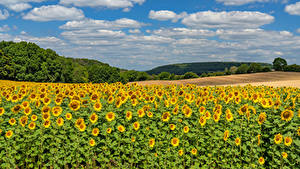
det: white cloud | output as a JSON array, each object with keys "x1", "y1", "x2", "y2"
[
  {"x1": 0, "y1": 25, "x2": 10, "y2": 32},
  {"x1": 60, "y1": 18, "x2": 144, "y2": 30},
  {"x1": 7, "y1": 3, "x2": 32, "y2": 12},
  {"x1": 181, "y1": 11, "x2": 274, "y2": 29},
  {"x1": 23, "y1": 5, "x2": 85, "y2": 21},
  {"x1": 149, "y1": 10, "x2": 187, "y2": 22},
  {"x1": 285, "y1": 2, "x2": 300, "y2": 15},
  {"x1": 0, "y1": 9, "x2": 9, "y2": 20},
  {"x1": 297, "y1": 28, "x2": 300, "y2": 33},
  {"x1": 153, "y1": 28, "x2": 215, "y2": 37},
  {"x1": 216, "y1": 0, "x2": 269, "y2": 6},
  {"x1": 60, "y1": 0, "x2": 145, "y2": 9},
  {"x1": 0, "y1": 0, "x2": 45, "y2": 12}
]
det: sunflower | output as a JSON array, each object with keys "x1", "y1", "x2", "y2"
[
  {"x1": 149, "y1": 138, "x2": 155, "y2": 148},
  {"x1": 238, "y1": 104, "x2": 248, "y2": 115},
  {"x1": 89, "y1": 113, "x2": 98, "y2": 124},
  {"x1": 42, "y1": 113, "x2": 51, "y2": 121},
  {"x1": 11, "y1": 105, "x2": 22, "y2": 114},
  {"x1": 225, "y1": 110, "x2": 233, "y2": 122},
  {"x1": 137, "y1": 109, "x2": 145, "y2": 118},
  {"x1": 56, "y1": 117, "x2": 64, "y2": 127},
  {"x1": 257, "y1": 134, "x2": 261, "y2": 145},
  {"x1": 22, "y1": 101, "x2": 29, "y2": 108},
  {"x1": 41, "y1": 106, "x2": 51, "y2": 114},
  {"x1": 281, "y1": 109, "x2": 294, "y2": 122},
  {"x1": 43, "y1": 97, "x2": 51, "y2": 105},
  {"x1": 147, "y1": 111, "x2": 153, "y2": 118},
  {"x1": 172, "y1": 105, "x2": 179, "y2": 115},
  {"x1": 224, "y1": 130, "x2": 230, "y2": 141},
  {"x1": 52, "y1": 106, "x2": 63, "y2": 117},
  {"x1": 23, "y1": 107, "x2": 32, "y2": 116},
  {"x1": 31, "y1": 115, "x2": 38, "y2": 121},
  {"x1": 5, "y1": 130, "x2": 13, "y2": 139},
  {"x1": 106, "y1": 128, "x2": 112, "y2": 134},
  {"x1": 92, "y1": 128, "x2": 100, "y2": 136},
  {"x1": 171, "y1": 138, "x2": 179, "y2": 147},
  {"x1": 118, "y1": 125, "x2": 125, "y2": 132},
  {"x1": 90, "y1": 93, "x2": 99, "y2": 102},
  {"x1": 183, "y1": 105, "x2": 192, "y2": 118},
  {"x1": 65, "y1": 113, "x2": 72, "y2": 120},
  {"x1": 183, "y1": 126, "x2": 189, "y2": 133},
  {"x1": 131, "y1": 99, "x2": 138, "y2": 106},
  {"x1": 19, "y1": 116, "x2": 28, "y2": 127},
  {"x1": 258, "y1": 157, "x2": 265, "y2": 165},
  {"x1": 284, "y1": 136, "x2": 292, "y2": 146},
  {"x1": 258, "y1": 112, "x2": 267, "y2": 125},
  {"x1": 282, "y1": 152, "x2": 288, "y2": 159},
  {"x1": 235, "y1": 137, "x2": 241, "y2": 146},
  {"x1": 199, "y1": 116, "x2": 206, "y2": 126},
  {"x1": 54, "y1": 97, "x2": 63, "y2": 105},
  {"x1": 133, "y1": 121, "x2": 140, "y2": 131},
  {"x1": 79, "y1": 123, "x2": 86, "y2": 132},
  {"x1": 28, "y1": 122, "x2": 36, "y2": 130},
  {"x1": 43, "y1": 120, "x2": 51, "y2": 128},
  {"x1": 69, "y1": 100, "x2": 80, "y2": 111},
  {"x1": 274, "y1": 133, "x2": 283, "y2": 144},
  {"x1": 89, "y1": 138, "x2": 96, "y2": 147},
  {"x1": 161, "y1": 112, "x2": 171, "y2": 122},
  {"x1": 131, "y1": 137, "x2": 136, "y2": 142},
  {"x1": 213, "y1": 113, "x2": 220, "y2": 123},
  {"x1": 126, "y1": 111, "x2": 132, "y2": 120},
  {"x1": 93, "y1": 102, "x2": 102, "y2": 112},
  {"x1": 0, "y1": 107, "x2": 4, "y2": 116},
  {"x1": 178, "y1": 149, "x2": 184, "y2": 156},
  {"x1": 205, "y1": 111, "x2": 211, "y2": 120},
  {"x1": 9, "y1": 118, "x2": 16, "y2": 126},
  {"x1": 106, "y1": 112, "x2": 115, "y2": 122},
  {"x1": 191, "y1": 148, "x2": 197, "y2": 155},
  {"x1": 199, "y1": 106, "x2": 206, "y2": 114}
]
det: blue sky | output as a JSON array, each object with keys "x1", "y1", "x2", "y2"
[{"x1": 0, "y1": 0, "x2": 300, "y2": 70}]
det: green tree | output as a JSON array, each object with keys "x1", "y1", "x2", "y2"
[
  {"x1": 183, "y1": 72, "x2": 199, "y2": 79},
  {"x1": 273, "y1": 57, "x2": 287, "y2": 71},
  {"x1": 248, "y1": 63, "x2": 262, "y2": 73},
  {"x1": 236, "y1": 64, "x2": 249, "y2": 74},
  {"x1": 158, "y1": 72, "x2": 171, "y2": 80}
]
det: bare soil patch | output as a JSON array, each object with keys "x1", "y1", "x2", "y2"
[{"x1": 132, "y1": 72, "x2": 300, "y2": 88}]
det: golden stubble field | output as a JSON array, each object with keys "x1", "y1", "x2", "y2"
[{"x1": 134, "y1": 72, "x2": 300, "y2": 88}]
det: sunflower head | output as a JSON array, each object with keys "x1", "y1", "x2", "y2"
[
  {"x1": 133, "y1": 121, "x2": 140, "y2": 131},
  {"x1": 149, "y1": 138, "x2": 155, "y2": 148},
  {"x1": 89, "y1": 138, "x2": 96, "y2": 147},
  {"x1": 171, "y1": 138, "x2": 179, "y2": 147},
  {"x1": 56, "y1": 117, "x2": 64, "y2": 127},
  {"x1": 284, "y1": 136, "x2": 292, "y2": 146},
  {"x1": 235, "y1": 137, "x2": 241, "y2": 146},
  {"x1": 274, "y1": 133, "x2": 283, "y2": 144},
  {"x1": 5, "y1": 130, "x2": 13, "y2": 139},
  {"x1": 118, "y1": 125, "x2": 125, "y2": 132},
  {"x1": 28, "y1": 122, "x2": 36, "y2": 130},
  {"x1": 183, "y1": 126, "x2": 189, "y2": 133},
  {"x1": 258, "y1": 157, "x2": 265, "y2": 165},
  {"x1": 89, "y1": 113, "x2": 98, "y2": 124},
  {"x1": 282, "y1": 152, "x2": 288, "y2": 159},
  {"x1": 106, "y1": 112, "x2": 115, "y2": 122}
]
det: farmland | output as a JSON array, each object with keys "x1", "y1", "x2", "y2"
[{"x1": 0, "y1": 79, "x2": 299, "y2": 168}]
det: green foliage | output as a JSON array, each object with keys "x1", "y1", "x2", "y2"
[
  {"x1": 236, "y1": 64, "x2": 249, "y2": 74},
  {"x1": 183, "y1": 72, "x2": 199, "y2": 79},
  {"x1": 88, "y1": 64, "x2": 125, "y2": 83},
  {"x1": 284, "y1": 64, "x2": 300, "y2": 72},
  {"x1": 158, "y1": 72, "x2": 171, "y2": 80},
  {"x1": 248, "y1": 63, "x2": 262, "y2": 73},
  {"x1": 273, "y1": 57, "x2": 287, "y2": 71},
  {"x1": 147, "y1": 62, "x2": 271, "y2": 75}
]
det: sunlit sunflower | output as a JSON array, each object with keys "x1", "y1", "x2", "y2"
[
  {"x1": 213, "y1": 113, "x2": 220, "y2": 123},
  {"x1": 28, "y1": 122, "x2": 36, "y2": 130},
  {"x1": 31, "y1": 114, "x2": 37, "y2": 121},
  {"x1": 89, "y1": 138, "x2": 96, "y2": 147},
  {"x1": 19, "y1": 116, "x2": 28, "y2": 127},
  {"x1": 11, "y1": 105, "x2": 22, "y2": 114},
  {"x1": 106, "y1": 128, "x2": 112, "y2": 134},
  {"x1": 131, "y1": 137, "x2": 136, "y2": 142},
  {"x1": 54, "y1": 97, "x2": 63, "y2": 105},
  {"x1": 52, "y1": 106, "x2": 63, "y2": 117},
  {"x1": 56, "y1": 117, "x2": 64, "y2": 127},
  {"x1": 22, "y1": 101, "x2": 29, "y2": 108},
  {"x1": 205, "y1": 111, "x2": 211, "y2": 120},
  {"x1": 178, "y1": 149, "x2": 184, "y2": 156},
  {"x1": 69, "y1": 100, "x2": 80, "y2": 111},
  {"x1": 90, "y1": 93, "x2": 99, "y2": 102},
  {"x1": 258, "y1": 157, "x2": 265, "y2": 165},
  {"x1": 0, "y1": 107, "x2": 4, "y2": 116},
  {"x1": 224, "y1": 130, "x2": 230, "y2": 141},
  {"x1": 41, "y1": 106, "x2": 51, "y2": 114},
  {"x1": 79, "y1": 123, "x2": 86, "y2": 132},
  {"x1": 257, "y1": 134, "x2": 261, "y2": 145},
  {"x1": 147, "y1": 111, "x2": 153, "y2": 118},
  {"x1": 238, "y1": 104, "x2": 248, "y2": 115},
  {"x1": 9, "y1": 118, "x2": 16, "y2": 126},
  {"x1": 137, "y1": 109, "x2": 145, "y2": 118},
  {"x1": 235, "y1": 137, "x2": 241, "y2": 146},
  {"x1": 284, "y1": 136, "x2": 292, "y2": 146},
  {"x1": 274, "y1": 133, "x2": 283, "y2": 144},
  {"x1": 125, "y1": 111, "x2": 132, "y2": 120},
  {"x1": 43, "y1": 120, "x2": 51, "y2": 128},
  {"x1": 282, "y1": 152, "x2": 288, "y2": 159},
  {"x1": 225, "y1": 110, "x2": 233, "y2": 122},
  {"x1": 131, "y1": 99, "x2": 138, "y2": 106},
  {"x1": 183, "y1": 126, "x2": 189, "y2": 133},
  {"x1": 42, "y1": 112, "x2": 51, "y2": 121},
  {"x1": 93, "y1": 102, "x2": 102, "y2": 112},
  {"x1": 149, "y1": 138, "x2": 155, "y2": 148},
  {"x1": 5, "y1": 130, "x2": 13, "y2": 139},
  {"x1": 281, "y1": 109, "x2": 294, "y2": 122},
  {"x1": 199, "y1": 106, "x2": 206, "y2": 114},
  {"x1": 191, "y1": 148, "x2": 197, "y2": 155},
  {"x1": 169, "y1": 124, "x2": 176, "y2": 131},
  {"x1": 161, "y1": 112, "x2": 171, "y2": 122},
  {"x1": 171, "y1": 137, "x2": 179, "y2": 147},
  {"x1": 92, "y1": 128, "x2": 100, "y2": 136},
  {"x1": 89, "y1": 113, "x2": 98, "y2": 124},
  {"x1": 199, "y1": 116, "x2": 206, "y2": 126},
  {"x1": 118, "y1": 125, "x2": 125, "y2": 132},
  {"x1": 65, "y1": 113, "x2": 72, "y2": 120},
  {"x1": 133, "y1": 121, "x2": 140, "y2": 131},
  {"x1": 183, "y1": 105, "x2": 192, "y2": 118},
  {"x1": 106, "y1": 112, "x2": 115, "y2": 122},
  {"x1": 258, "y1": 112, "x2": 266, "y2": 125}
]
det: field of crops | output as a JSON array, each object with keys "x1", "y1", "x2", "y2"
[{"x1": 0, "y1": 80, "x2": 299, "y2": 168}]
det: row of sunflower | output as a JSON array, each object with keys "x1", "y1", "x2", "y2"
[{"x1": 0, "y1": 80, "x2": 299, "y2": 168}]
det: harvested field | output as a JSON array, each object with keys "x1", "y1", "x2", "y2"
[{"x1": 133, "y1": 72, "x2": 300, "y2": 87}]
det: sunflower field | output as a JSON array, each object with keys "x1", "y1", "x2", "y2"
[{"x1": 0, "y1": 80, "x2": 299, "y2": 169}]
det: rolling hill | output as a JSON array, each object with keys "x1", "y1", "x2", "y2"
[{"x1": 146, "y1": 62, "x2": 272, "y2": 75}]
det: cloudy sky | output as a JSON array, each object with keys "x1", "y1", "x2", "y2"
[{"x1": 0, "y1": 0, "x2": 300, "y2": 70}]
